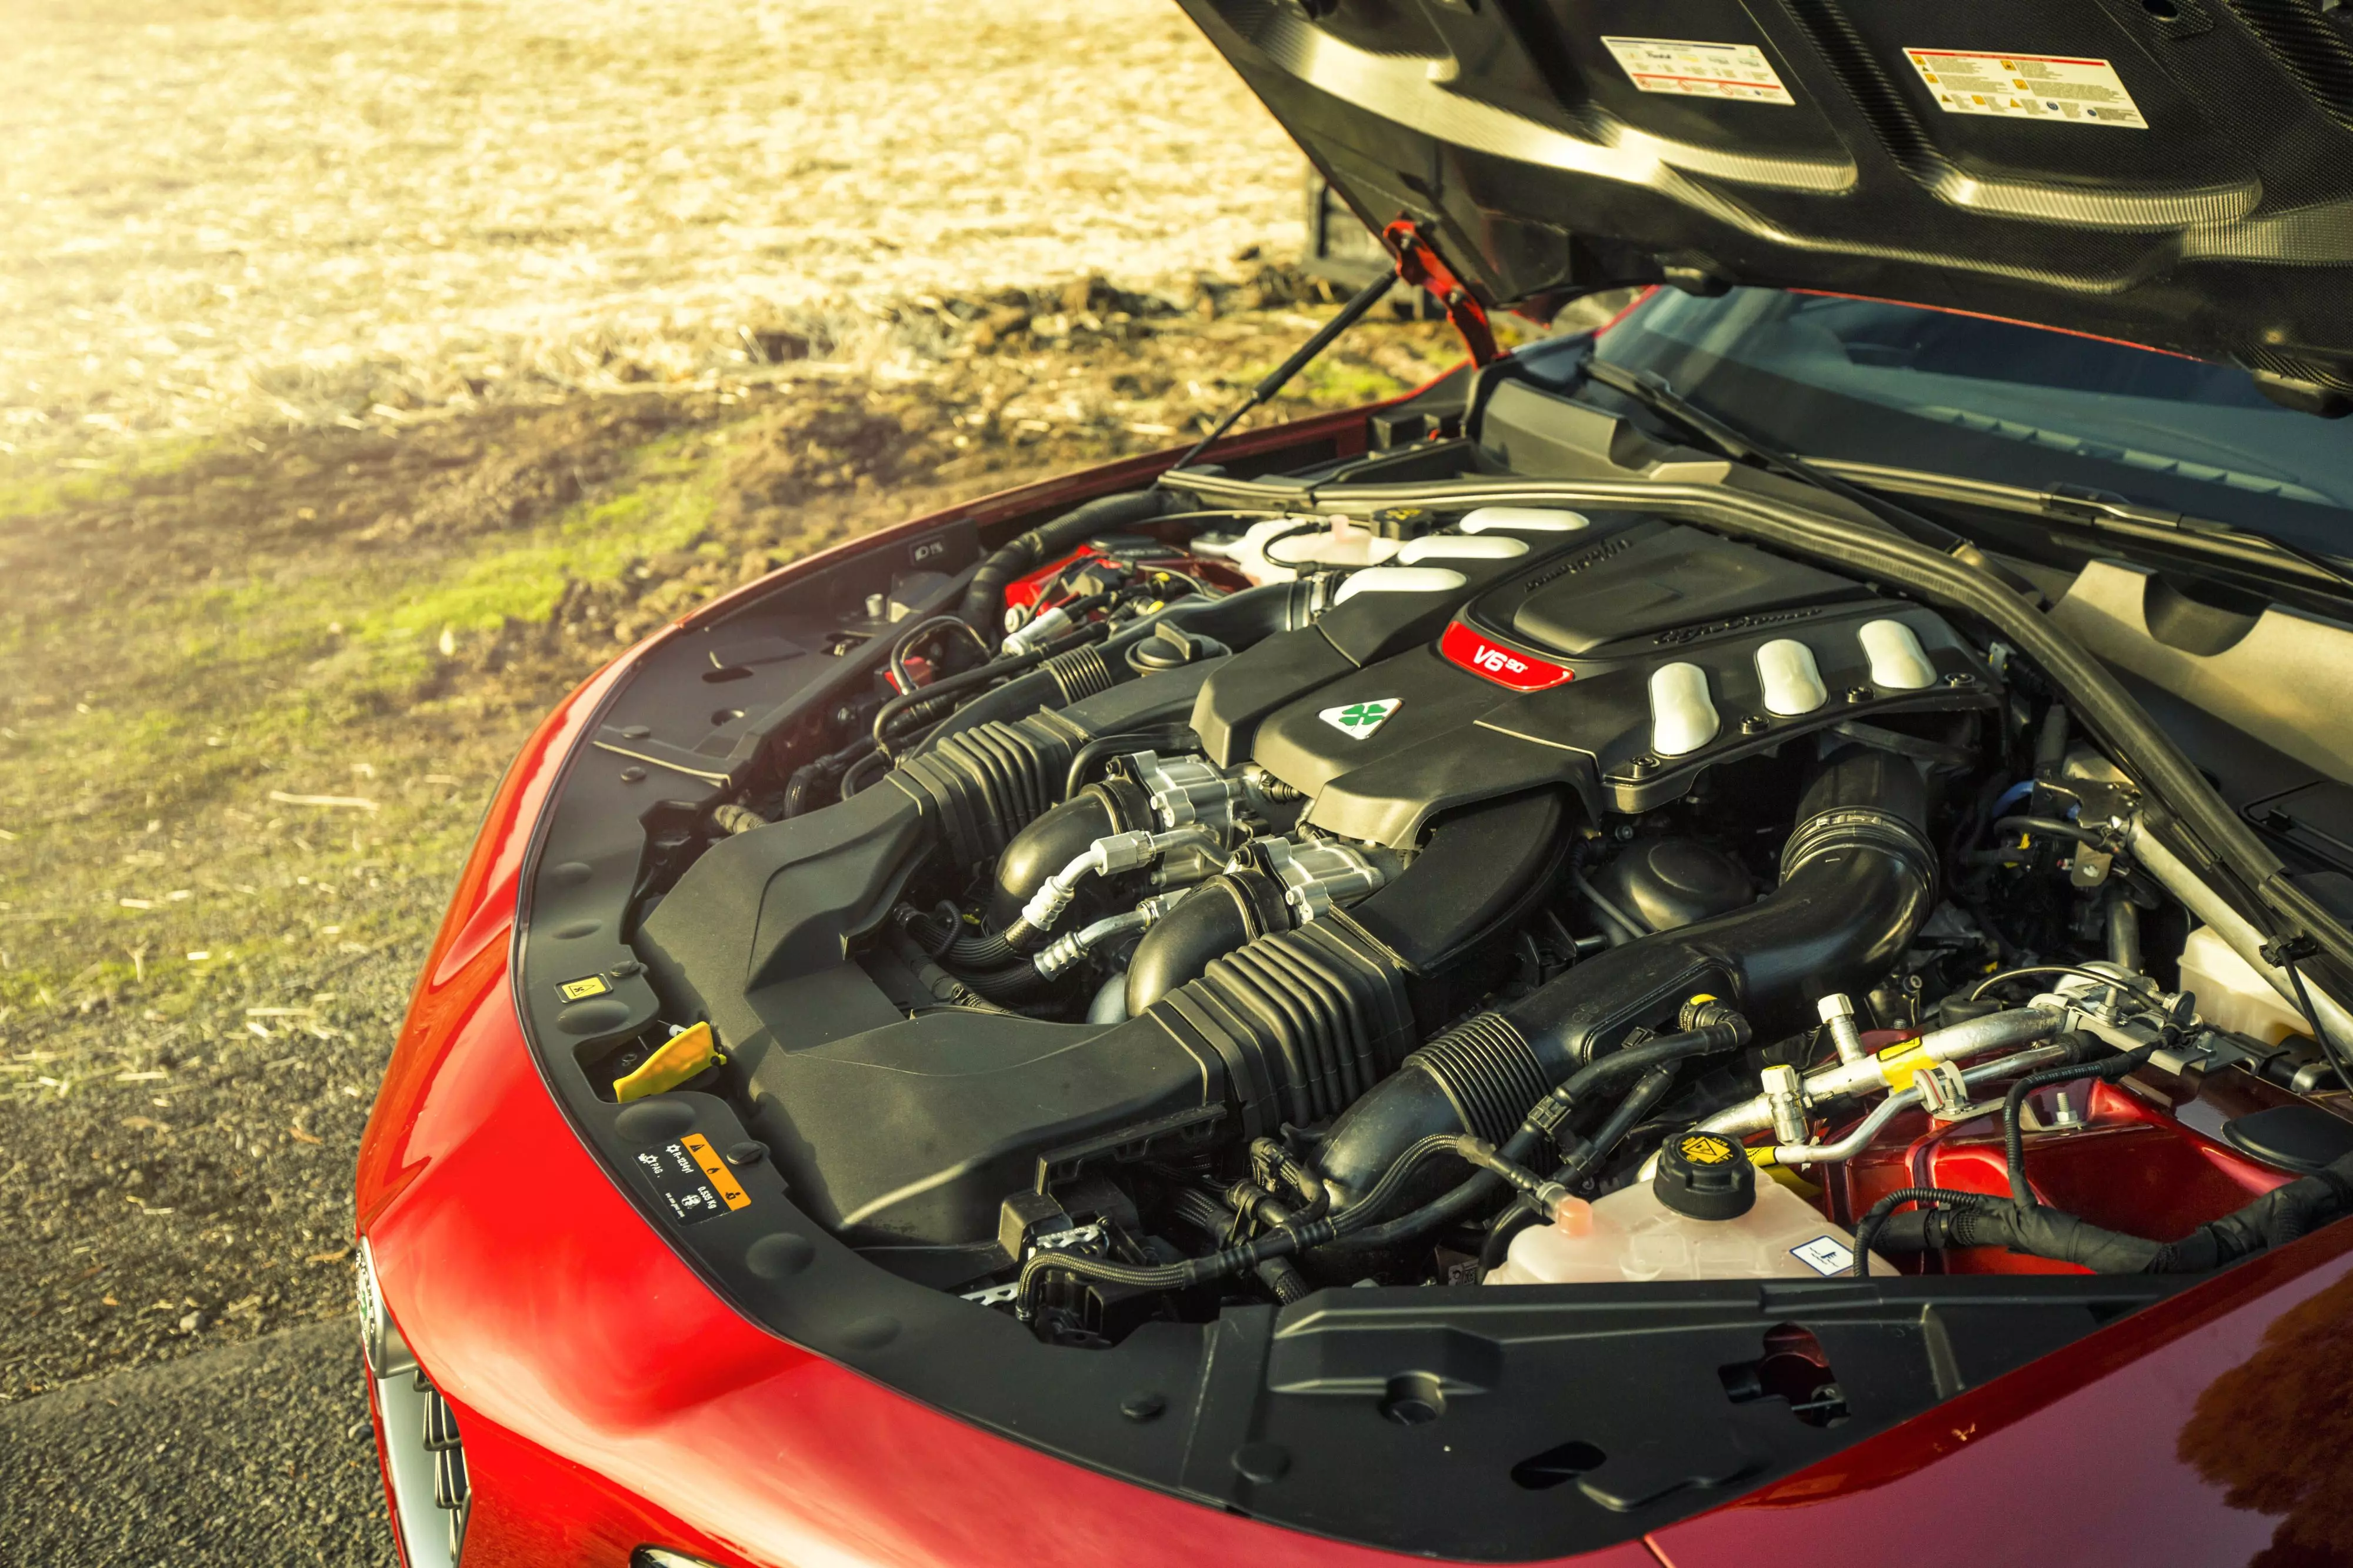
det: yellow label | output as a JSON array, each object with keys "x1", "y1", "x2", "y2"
[
  {"x1": 1678, "y1": 1132, "x2": 1740, "y2": 1166},
  {"x1": 1876, "y1": 1039, "x2": 1933, "y2": 1092},
  {"x1": 682, "y1": 1132, "x2": 751, "y2": 1212},
  {"x1": 559, "y1": 974, "x2": 612, "y2": 1002}
]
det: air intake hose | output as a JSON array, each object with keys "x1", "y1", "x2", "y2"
[{"x1": 1314, "y1": 747, "x2": 1937, "y2": 1200}]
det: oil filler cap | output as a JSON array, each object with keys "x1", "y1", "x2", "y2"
[{"x1": 1654, "y1": 1128, "x2": 1756, "y2": 1220}]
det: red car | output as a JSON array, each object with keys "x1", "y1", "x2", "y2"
[{"x1": 357, "y1": 5, "x2": 2353, "y2": 1566}]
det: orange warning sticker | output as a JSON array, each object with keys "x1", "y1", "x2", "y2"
[
  {"x1": 634, "y1": 1132, "x2": 751, "y2": 1224},
  {"x1": 682, "y1": 1133, "x2": 751, "y2": 1213}
]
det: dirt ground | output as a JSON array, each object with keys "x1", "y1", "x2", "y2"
[
  {"x1": 0, "y1": 295, "x2": 1501, "y2": 1410},
  {"x1": 0, "y1": 4, "x2": 1632, "y2": 1559}
]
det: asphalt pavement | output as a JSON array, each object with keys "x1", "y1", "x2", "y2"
[{"x1": 0, "y1": 1317, "x2": 398, "y2": 1566}]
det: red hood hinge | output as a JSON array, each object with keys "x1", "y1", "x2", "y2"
[{"x1": 1385, "y1": 219, "x2": 1505, "y2": 366}]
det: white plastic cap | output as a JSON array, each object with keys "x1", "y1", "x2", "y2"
[
  {"x1": 1459, "y1": 506, "x2": 1591, "y2": 534},
  {"x1": 1397, "y1": 534, "x2": 1531, "y2": 563},
  {"x1": 1754, "y1": 639, "x2": 1827, "y2": 717},
  {"x1": 1649, "y1": 662, "x2": 1719, "y2": 758},
  {"x1": 1859, "y1": 619, "x2": 1936, "y2": 690},
  {"x1": 1332, "y1": 566, "x2": 1469, "y2": 604}
]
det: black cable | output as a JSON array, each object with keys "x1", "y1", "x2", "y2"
[
  {"x1": 1965, "y1": 963, "x2": 2157, "y2": 1003},
  {"x1": 1879, "y1": 1155, "x2": 2353, "y2": 1275},
  {"x1": 869, "y1": 622, "x2": 1104, "y2": 760},
  {"x1": 1965, "y1": 814, "x2": 2113, "y2": 866},
  {"x1": 888, "y1": 614, "x2": 989, "y2": 695},
  {"x1": 1479, "y1": 1064, "x2": 1678, "y2": 1272},
  {"x1": 954, "y1": 960, "x2": 1055, "y2": 1004},
  {"x1": 1565, "y1": 1065, "x2": 1679, "y2": 1180},
  {"x1": 835, "y1": 746, "x2": 891, "y2": 798},
  {"x1": 781, "y1": 735, "x2": 877, "y2": 818},
  {"x1": 2001, "y1": 1038, "x2": 2155, "y2": 1207},
  {"x1": 1014, "y1": 1132, "x2": 1491, "y2": 1313},
  {"x1": 1850, "y1": 1187, "x2": 2007, "y2": 1279},
  {"x1": 2277, "y1": 949, "x2": 2353, "y2": 1099},
  {"x1": 894, "y1": 904, "x2": 1028, "y2": 972},
  {"x1": 1249, "y1": 1136, "x2": 1331, "y2": 1223},
  {"x1": 1513, "y1": 1019, "x2": 1752, "y2": 1152}
]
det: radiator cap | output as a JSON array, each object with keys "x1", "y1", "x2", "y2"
[{"x1": 1655, "y1": 1128, "x2": 1757, "y2": 1220}]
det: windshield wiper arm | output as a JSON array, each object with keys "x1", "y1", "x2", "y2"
[{"x1": 1579, "y1": 359, "x2": 2044, "y2": 600}]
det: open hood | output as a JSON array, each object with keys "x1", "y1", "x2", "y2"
[{"x1": 1179, "y1": 0, "x2": 2353, "y2": 401}]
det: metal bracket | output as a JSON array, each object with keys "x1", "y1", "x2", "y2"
[{"x1": 1384, "y1": 219, "x2": 1503, "y2": 365}]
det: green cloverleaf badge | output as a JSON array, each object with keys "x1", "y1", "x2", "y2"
[{"x1": 1319, "y1": 698, "x2": 1399, "y2": 739}]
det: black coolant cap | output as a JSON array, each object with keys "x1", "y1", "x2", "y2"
[{"x1": 1654, "y1": 1128, "x2": 1757, "y2": 1220}]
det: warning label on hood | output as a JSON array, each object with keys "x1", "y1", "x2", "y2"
[
  {"x1": 636, "y1": 1132, "x2": 751, "y2": 1226},
  {"x1": 1602, "y1": 38, "x2": 1794, "y2": 106},
  {"x1": 1904, "y1": 49, "x2": 2147, "y2": 128}
]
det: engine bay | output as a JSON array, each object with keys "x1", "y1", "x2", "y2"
[{"x1": 506, "y1": 365, "x2": 2353, "y2": 1554}]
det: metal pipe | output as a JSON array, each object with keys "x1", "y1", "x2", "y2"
[
  {"x1": 1819, "y1": 992, "x2": 1868, "y2": 1065},
  {"x1": 1738, "y1": 1040, "x2": 2077, "y2": 1172},
  {"x1": 1701, "y1": 1005, "x2": 2067, "y2": 1140},
  {"x1": 2125, "y1": 818, "x2": 2353, "y2": 1042}
]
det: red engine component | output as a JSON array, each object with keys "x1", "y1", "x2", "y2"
[
  {"x1": 1831, "y1": 1065, "x2": 2300, "y2": 1275},
  {"x1": 1003, "y1": 543, "x2": 1245, "y2": 615}
]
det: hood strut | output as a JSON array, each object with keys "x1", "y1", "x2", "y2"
[{"x1": 1171, "y1": 219, "x2": 1508, "y2": 472}]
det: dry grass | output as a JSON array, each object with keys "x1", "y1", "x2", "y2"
[{"x1": 0, "y1": 0, "x2": 1302, "y2": 451}]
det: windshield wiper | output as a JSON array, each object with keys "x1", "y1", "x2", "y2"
[
  {"x1": 1579, "y1": 359, "x2": 2045, "y2": 600},
  {"x1": 1808, "y1": 459, "x2": 2353, "y2": 601}
]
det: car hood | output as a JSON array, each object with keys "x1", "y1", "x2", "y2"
[{"x1": 1178, "y1": 0, "x2": 2353, "y2": 399}]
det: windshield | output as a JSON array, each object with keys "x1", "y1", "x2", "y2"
[{"x1": 1592, "y1": 287, "x2": 2353, "y2": 552}]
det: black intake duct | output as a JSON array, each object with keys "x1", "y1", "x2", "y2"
[{"x1": 1314, "y1": 748, "x2": 1937, "y2": 1200}]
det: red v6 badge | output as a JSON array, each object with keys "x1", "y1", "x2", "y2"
[{"x1": 1440, "y1": 621, "x2": 1573, "y2": 691}]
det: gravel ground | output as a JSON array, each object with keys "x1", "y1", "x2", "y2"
[{"x1": 0, "y1": 1318, "x2": 395, "y2": 1566}]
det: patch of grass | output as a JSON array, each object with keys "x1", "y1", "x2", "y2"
[
  {"x1": 0, "y1": 436, "x2": 218, "y2": 525},
  {"x1": 0, "y1": 415, "x2": 752, "y2": 1023},
  {"x1": 1288, "y1": 356, "x2": 1415, "y2": 408},
  {"x1": 364, "y1": 426, "x2": 724, "y2": 646}
]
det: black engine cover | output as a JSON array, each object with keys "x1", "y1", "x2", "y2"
[{"x1": 1195, "y1": 517, "x2": 1992, "y2": 848}]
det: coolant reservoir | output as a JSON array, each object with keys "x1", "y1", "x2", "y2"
[
  {"x1": 2180, "y1": 925, "x2": 2312, "y2": 1044},
  {"x1": 1487, "y1": 1129, "x2": 1879, "y2": 1285}
]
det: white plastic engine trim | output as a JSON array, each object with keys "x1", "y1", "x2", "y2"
[
  {"x1": 1755, "y1": 638, "x2": 1828, "y2": 716},
  {"x1": 1459, "y1": 506, "x2": 1591, "y2": 534},
  {"x1": 1397, "y1": 534, "x2": 1531, "y2": 563},
  {"x1": 1649, "y1": 662, "x2": 1718, "y2": 757},
  {"x1": 1858, "y1": 619, "x2": 1937, "y2": 690},
  {"x1": 1333, "y1": 566, "x2": 1469, "y2": 603}
]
